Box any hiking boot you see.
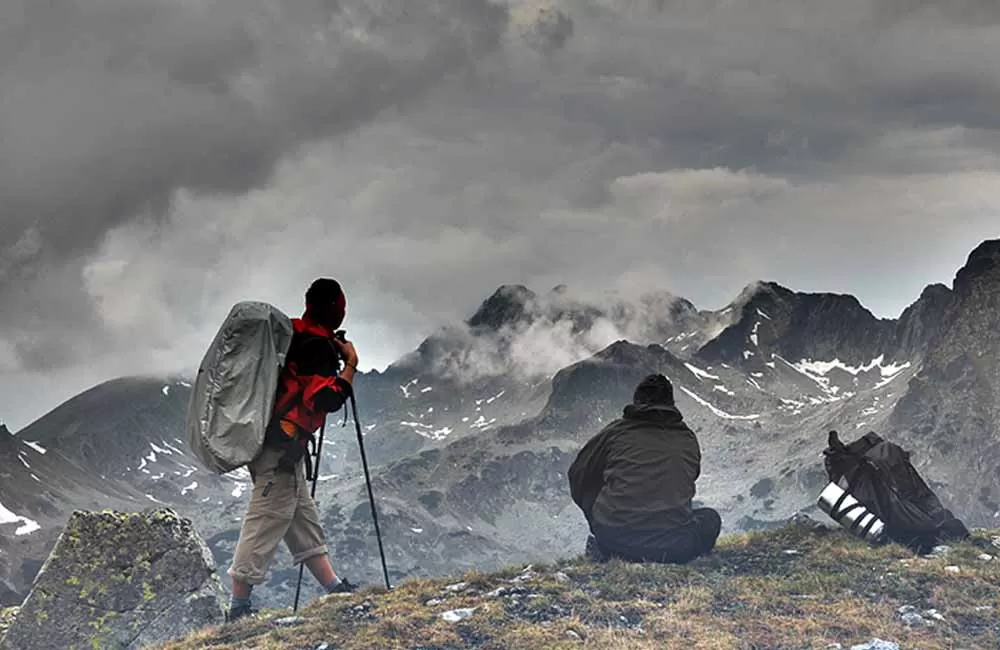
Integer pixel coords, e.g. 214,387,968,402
225,603,257,623
585,535,609,563
327,578,358,594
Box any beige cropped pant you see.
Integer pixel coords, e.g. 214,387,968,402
227,447,328,585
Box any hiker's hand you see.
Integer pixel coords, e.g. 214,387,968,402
332,337,358,369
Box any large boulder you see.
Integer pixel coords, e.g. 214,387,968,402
0,508,226,650
0,607,17,642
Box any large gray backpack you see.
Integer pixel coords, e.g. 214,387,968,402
185,301,295,474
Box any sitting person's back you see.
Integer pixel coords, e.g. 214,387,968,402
567,373,721,564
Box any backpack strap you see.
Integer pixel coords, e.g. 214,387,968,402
831,500,870,532
266,335,345,476
273,384,300,422
265,372,315,474
266,373,302,436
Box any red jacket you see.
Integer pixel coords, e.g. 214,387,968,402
268,315,352,443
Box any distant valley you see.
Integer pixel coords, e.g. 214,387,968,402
2,239,998,610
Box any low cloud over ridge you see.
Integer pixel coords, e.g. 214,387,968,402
2,0,1000,428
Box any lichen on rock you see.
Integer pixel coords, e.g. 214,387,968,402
0,508,226,650
0,606,18,643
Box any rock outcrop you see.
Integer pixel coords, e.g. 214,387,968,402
0,607,17,642
889,239,1000,518
0,508,225,650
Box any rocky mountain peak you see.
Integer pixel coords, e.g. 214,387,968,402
466,284,538,331
697,281,891,366
0,423,15,452
954,238,1000,294
892,282,956,358
732,280,794,308
715,280,806,326
633,290,697,321
538,340,696,433
916,282,953,302
593,339,652,365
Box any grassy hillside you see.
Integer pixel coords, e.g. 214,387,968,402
154,521,1000,650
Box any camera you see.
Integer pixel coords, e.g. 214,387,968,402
331,329,350,370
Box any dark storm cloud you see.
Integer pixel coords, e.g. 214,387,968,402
4,0,1000,428
0,0,507,367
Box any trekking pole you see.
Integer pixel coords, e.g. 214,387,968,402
293,419,326,613
351,392,392,590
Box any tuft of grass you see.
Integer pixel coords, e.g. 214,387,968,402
153,523,1000,650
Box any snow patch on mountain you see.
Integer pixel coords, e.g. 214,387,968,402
793,354,911,382
684,362,720,381
400,379,419,398
150,442,173,456
875,363,913,388
163,440,186,455
400,419,455,441
0,501,40,536
225,467,251,481
471,415,497,430
779,397,806,412
22,440,46,454
713,384,736,397
679,386,760,420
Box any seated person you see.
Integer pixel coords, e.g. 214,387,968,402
568,373,721,564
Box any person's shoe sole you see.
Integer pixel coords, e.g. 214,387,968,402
225,607,257,623
328,579,358,594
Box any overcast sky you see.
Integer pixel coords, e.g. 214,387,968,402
2,0,1000,430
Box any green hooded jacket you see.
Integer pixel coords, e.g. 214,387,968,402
568,402,701,547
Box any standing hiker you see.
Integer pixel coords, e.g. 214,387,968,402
226,278,359,622
568,373,722,565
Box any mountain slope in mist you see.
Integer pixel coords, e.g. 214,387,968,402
2,240,998,611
